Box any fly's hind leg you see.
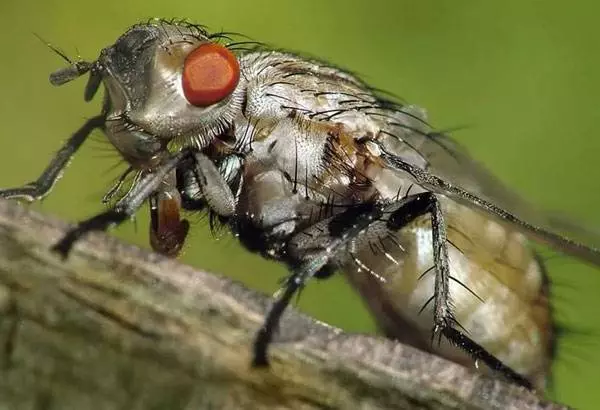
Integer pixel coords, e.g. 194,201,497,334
386,191,532,389
0,115,104,201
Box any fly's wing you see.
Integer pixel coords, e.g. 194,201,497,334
376,105,600,267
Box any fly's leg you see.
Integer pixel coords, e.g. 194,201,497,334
102,166,135,204
177,152,240,233
252,255,334,366
386,192,533,389
178,152,237,216
188,152,236,217
442,327,532,388
52,149,193,258
385,192,453,345
0,115,104,201
53,150,237,258
253,202,383,366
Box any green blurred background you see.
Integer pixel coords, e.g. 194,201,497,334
1,0,600,408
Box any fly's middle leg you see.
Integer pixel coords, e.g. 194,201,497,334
252,202,384,367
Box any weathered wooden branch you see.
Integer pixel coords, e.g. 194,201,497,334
0,200,566,410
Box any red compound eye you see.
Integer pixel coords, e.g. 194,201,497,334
182,43,240,107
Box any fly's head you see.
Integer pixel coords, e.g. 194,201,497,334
51,20,244,168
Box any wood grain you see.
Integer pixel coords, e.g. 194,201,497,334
0,200,567,409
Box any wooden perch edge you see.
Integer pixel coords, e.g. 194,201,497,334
0,200,567,410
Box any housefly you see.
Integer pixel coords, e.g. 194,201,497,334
2,19,599,392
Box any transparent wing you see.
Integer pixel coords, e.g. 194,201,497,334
377,110,600,267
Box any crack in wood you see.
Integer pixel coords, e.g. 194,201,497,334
58,287,163,341
1,297,19,371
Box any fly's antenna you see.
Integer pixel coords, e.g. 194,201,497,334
34,33,101,101
34,33,92,85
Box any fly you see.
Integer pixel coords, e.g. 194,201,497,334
1,19,599,393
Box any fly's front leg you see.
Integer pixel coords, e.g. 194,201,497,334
52,149,193,258
0,115,104,201
178,153,238,216
387,192,532,389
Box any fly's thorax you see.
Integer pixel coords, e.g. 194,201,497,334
243,115,327,187
238,114,418,210
97,21,245,168
231,50,424,176
229,110,430,253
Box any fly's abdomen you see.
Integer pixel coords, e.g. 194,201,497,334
341,198,553,389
